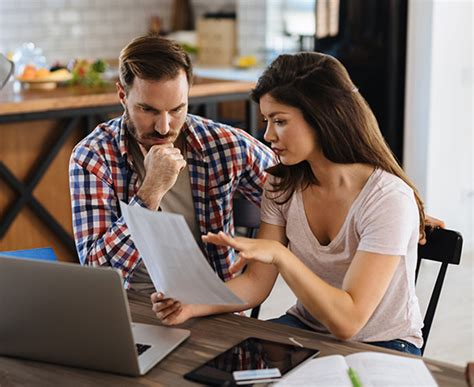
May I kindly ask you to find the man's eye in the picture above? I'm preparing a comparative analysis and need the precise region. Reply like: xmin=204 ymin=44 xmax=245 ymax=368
xmin=140 ymin=106 xmax=152 ymax=112
xmin=173 ymin=107 xmax=183 ymax=113
xmin=262 ymin=118 xmax=268 ymax=123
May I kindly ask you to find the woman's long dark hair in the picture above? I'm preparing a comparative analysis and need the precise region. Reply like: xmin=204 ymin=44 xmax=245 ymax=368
xmin=252 ymin=52 xmax=426 ymax=238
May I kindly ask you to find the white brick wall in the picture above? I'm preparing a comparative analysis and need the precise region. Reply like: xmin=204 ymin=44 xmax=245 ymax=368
xmin=0 ymin=0 xmax=195 ymax=63
xmin=236 ymin=0 xmax=266 ymax=61
xmin=236 ymin=0 xmax=301 ymax=65
xmin=0 ymin=0 xmax=274 ymax=66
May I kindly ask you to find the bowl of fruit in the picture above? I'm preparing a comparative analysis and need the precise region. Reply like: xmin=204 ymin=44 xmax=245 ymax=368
xmin=69 ymin=58 xmax=108 ymax=87
xmin=17 ymin=65 xmax=72 ymax=89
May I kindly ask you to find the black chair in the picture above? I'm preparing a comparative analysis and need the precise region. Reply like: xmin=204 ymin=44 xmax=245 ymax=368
xmin=233 ymin=195 xmax=261 ymax=239
xmin=233 ymin=195 xmax=261 ymax=318
xmin=416 ymin=226 xmax=463 ymax=355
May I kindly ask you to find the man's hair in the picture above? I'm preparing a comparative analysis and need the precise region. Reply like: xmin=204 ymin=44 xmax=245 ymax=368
xmin=252 ymin=52 xmax=426 ymax=238
xmin=118 ymin=35 xmax=193 ymax=93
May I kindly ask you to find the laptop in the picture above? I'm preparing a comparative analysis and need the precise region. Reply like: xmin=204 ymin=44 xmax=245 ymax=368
xmin=0 ymin=256 xmax=190 ymax=376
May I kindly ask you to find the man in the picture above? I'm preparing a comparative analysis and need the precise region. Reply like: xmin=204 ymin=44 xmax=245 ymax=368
xmin=69 ymin=35 xmax=276 ymax=291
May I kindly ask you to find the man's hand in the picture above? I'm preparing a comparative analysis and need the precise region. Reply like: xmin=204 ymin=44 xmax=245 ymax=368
xmin=137 ymin=144 xmax=186 ymax=210
xmin=151 ymin=292 xmax=194 ymax=325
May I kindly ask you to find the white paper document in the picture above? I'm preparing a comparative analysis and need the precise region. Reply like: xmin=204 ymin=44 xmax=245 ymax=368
xmin=120 ymin=201 xmax=244 ymax=305
xmin=276 ymin=352 xmax=438 ymax=386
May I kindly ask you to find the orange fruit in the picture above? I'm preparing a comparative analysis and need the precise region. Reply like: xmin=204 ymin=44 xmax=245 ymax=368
xmin=21 ymin=64 xmax=37 ymax=80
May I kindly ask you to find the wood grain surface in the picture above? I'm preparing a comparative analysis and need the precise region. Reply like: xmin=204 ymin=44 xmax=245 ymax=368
xmin=0 ymin=291 xmax=465 ymax=386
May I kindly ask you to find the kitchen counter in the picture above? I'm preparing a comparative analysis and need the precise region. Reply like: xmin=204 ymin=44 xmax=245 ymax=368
xmin=0 ymin=79 xmax=258 ymax=262
xmin=0 ymin=80 xmax=256 ymax=115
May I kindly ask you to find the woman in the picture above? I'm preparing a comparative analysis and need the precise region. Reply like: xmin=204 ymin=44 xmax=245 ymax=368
xmin=151 ymin=52 xmax=430 ymax=355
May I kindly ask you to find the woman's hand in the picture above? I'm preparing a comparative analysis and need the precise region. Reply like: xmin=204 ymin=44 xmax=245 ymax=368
xmin=202 ymin=231 xmax=285 ymax=270
xmin=420 ymin=215 xmax=446 ymax=245
xmin=425 ymin=215 xmax=445 ymax=229
xmin=150 ymin=292 xmax=194 ymax=325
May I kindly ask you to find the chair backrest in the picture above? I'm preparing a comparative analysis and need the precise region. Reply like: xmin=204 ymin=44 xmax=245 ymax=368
xmin=416 ymin=227 xmax=463 ymax=355
xmin=233 ymin=195 xmax=261 ymax=238
xmin=233 ymin=195 xmax=261 ymax=318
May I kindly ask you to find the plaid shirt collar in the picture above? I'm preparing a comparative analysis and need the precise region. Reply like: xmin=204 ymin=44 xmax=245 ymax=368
xmin=117 ymin=114 xmax=207 ymax=170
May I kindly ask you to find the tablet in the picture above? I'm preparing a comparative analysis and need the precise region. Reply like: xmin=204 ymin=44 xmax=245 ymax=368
xmin=184 ymin=337 xmax=319 ymax=385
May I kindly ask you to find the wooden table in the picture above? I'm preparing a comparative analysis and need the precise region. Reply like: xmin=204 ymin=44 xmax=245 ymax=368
xmin=0 ymin=80 xmax=257 ymax=261
xmin=0 ymin=292 xmax=465 ymax=386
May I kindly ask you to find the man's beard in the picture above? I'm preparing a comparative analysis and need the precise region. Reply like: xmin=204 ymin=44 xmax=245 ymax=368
xmin=123 ymin=108 xmax=139 ymax=141
xmin=123 ymin=107 xmax=179 ymax=150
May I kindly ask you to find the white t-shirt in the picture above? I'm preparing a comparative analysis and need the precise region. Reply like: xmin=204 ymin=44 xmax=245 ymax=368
xmin=261 ymin=168 xmax=423 ymax=347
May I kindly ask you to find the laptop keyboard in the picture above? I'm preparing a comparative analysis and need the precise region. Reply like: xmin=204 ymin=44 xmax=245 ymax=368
xmin=136 ymin=343 xmax=152 ymax=356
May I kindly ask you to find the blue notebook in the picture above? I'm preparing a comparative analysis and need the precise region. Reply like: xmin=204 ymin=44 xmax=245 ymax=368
xmin=0 ymin=247 xmax=57 ymax=261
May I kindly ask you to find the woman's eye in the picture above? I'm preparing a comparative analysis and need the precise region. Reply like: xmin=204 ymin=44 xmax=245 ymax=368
xmin=262 ymin=118 xmax=285 ymax=125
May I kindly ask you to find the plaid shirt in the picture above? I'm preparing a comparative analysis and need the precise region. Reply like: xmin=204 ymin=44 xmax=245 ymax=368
xmin=70 ymin=114 xmax=276 ymax=287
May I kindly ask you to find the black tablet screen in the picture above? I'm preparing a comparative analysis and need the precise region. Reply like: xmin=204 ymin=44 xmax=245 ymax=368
xmin=184 ymin=337 xmax=319 ymax=385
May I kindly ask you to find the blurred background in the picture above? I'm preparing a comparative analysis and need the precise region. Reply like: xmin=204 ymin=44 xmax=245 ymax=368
xmin=0 ymin=0 xmax=472 ymax=368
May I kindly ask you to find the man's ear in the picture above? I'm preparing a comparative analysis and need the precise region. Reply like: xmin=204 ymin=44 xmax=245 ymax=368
xmin=116 ymin=82 xmax=126 ymax=108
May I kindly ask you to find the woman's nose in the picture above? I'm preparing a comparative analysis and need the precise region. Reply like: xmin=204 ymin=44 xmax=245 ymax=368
xmin=263 ymin=123 xmax=275 ymax=143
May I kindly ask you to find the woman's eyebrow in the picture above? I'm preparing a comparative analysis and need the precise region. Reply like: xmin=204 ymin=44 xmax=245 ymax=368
xmin=268 ymin=111 xmax=289 ymax=118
